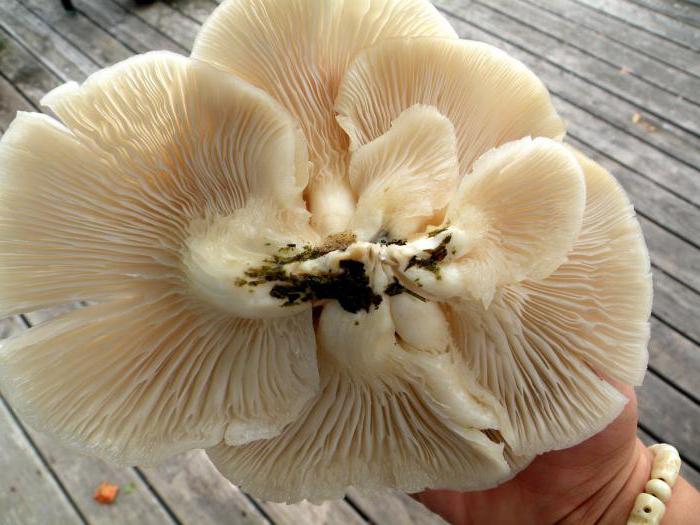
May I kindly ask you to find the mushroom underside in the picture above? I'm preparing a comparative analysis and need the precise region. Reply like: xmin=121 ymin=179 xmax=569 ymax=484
xmin=0 ymin=0 xmax=652 ymax=505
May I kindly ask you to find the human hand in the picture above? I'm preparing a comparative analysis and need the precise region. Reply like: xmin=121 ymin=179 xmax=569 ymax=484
xmin=414 ymin=381 xmax=700 ymax=524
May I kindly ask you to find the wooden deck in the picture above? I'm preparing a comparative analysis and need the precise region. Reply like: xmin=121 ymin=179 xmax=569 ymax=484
xmin=0 ymin=0 xmax=698 ymax=523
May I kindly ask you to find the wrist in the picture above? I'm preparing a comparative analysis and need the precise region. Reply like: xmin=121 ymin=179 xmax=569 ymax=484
xmin=663 ymin=477 xmax=700 ymax=524
xmin=564 ymin=439 xmax=700 ymax=525
xmin=597 ymin=439 xmax=653 ymax=524
xmin=560 ymin=438 xmax=653 ymax=524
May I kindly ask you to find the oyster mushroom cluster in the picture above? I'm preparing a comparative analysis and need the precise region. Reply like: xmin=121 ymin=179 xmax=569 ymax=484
xmin=0 ymin=0 xmax=651 ymax=503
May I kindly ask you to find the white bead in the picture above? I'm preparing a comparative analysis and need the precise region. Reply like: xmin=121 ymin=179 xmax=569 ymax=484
xmin=645 ymin=478 xmax=672 ymax=503
xmin=650 ymin=444 xmax=682 ymax=487
xmin=626 ymin=493 xmax=665 ymax=525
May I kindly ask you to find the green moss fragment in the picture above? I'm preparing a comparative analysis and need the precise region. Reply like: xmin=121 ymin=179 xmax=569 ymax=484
xmin=267 ymin=233 xmax=357 ymax=266
xmin=405 ymin=234 xmax=452 ymax=279
xmin=244 ymin=265 xmax=287 ymax=283
xmin=233 ymin=231 xmax=461 ymax=313
xmin=427 ymin=226 xmax=448 ymax=238
xmin=238 ymin=233 xmax=379 ymax=314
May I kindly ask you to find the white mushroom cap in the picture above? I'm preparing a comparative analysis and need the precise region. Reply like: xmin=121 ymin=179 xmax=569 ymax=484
xmin=388 ymin=136 xmax=586 ymax=306
xmin=349 ymin=105 xmax=460 ymax=241
xmin=208 ymin=303 xmax=513 ymax=502
xmin=192 ymin=0 xmax=458 ymax=235
xmin=0 ymin=52 xmax=320 ymax=463
xmin=0 ymin=0 xmax=652 ymax=505
xmin=446 ymin=148 xmax=651 ymax=456
xmin=197 ymin=26 xmax=648 ymax=494
xmin=336 ymin=38 xmax=566 ymax=176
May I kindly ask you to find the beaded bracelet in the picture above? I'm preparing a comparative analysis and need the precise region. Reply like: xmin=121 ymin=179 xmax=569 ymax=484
xmin=627 ymin=444 xmax=682 ymax=525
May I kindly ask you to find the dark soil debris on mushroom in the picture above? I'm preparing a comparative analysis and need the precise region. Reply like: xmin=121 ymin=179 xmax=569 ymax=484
xmin=405 ymin=234 xmax=452 ymax=279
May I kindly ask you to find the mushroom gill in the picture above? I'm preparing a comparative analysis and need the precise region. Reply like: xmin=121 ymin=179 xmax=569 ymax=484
xmin=0 ymin=0 xmax=651 ymax=504
xmin=0 ymin=53 xmax=320 ymax=462
xmin=447 ymin=148 xmax=651 ymax=456
xmin=192 ymin=0 xmax=458 ymax=235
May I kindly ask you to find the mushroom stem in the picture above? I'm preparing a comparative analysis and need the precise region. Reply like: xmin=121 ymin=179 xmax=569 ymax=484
xmin=308 ymin=176 xmax=355 ymax=236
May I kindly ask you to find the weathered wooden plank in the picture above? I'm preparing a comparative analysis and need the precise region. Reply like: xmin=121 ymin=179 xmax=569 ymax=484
xmin=568 ymin=137 xmax=700 ymax=249
xmin=628 ymin=0 xmax=700 ymax=27
xmin=166 ymin=0 xmax=217 ymax=25
xmin=560 ymin=97 xmax=700 ymax=207
xmin=259 ymin=498 xmax=366 ymax=525
xmin=0 ymin=74 xmax=32 ymax=130
xmin=637 ymin=372 xmax=700 ymax=469
xmin=440 ymin=11 xmax=700 ymax=203
xmin=0 ymin=0 xmax=97 ymax=82
xmin=637 ymin=215 xmax=700 ymax=294
xmin=525 ymin=0 xmax=700 ymax=76
xmin=12 ymin=0 xmax=182 ymax=112
xmin=0 ymin=316 xmax=24 ymax=354
xmin=0 ymin=399 xmax=84 ymax=525
xmin=637 ymin=427 xmax=700 ymax=489
xmin=651 ymin=268 xmax=700 ymax=343
xmin=141 ymin=450 xmax=268 ymax=525
xmin=145 ymin=448 xmax=361 ymax=525
xmin=0 ymin=2 xmax=182 ymax=132
xmin=648 ymin=317 xmax=700 ymax=402
xmin=435 ymin=0 xmax=700 ymax=137
xmin=138 ymin=447 xmax=369 ymax=525
xmin=108 ymin=0 xmax=199 ymax=51
xmin=628 ymin=0 xmax=700 ymax=28
xmin=347 ymin=488 xmax=446 ymax=525
xmin=495 ymin=0 xmax=700 ymax=104
xmin=70 ymin=0 xmax=183 ymax=55
xmin=0 ymin=26 xmax=60 ymax=107
xmin=575 ymin=0 xmax=700 ymax=50
xmin=0 ymin=317 xmax=84 ymax=525
xmin=28 ymin=433 xmax=177 ymax=525
xmin=18 ymin=0 xmax=132 ymax=67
